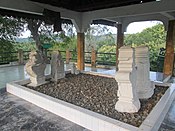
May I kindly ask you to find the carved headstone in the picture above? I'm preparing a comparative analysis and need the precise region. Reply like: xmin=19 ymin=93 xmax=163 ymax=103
xmin=71 ymin=63 xmax=79 ymax=75
xmin=25 ymin=51 xmax=46 ymax=87
xmin=51 ymin=51 xmax=65 ymax=81
xmin=135 ymin=46 xmax=154 ymax=98
xmin=115 ymin=46 xmax=140 ymax=113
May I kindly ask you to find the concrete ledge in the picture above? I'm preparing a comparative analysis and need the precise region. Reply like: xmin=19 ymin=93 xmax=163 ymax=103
xmin=139 ymin=83 xmax=175 ymax=131
xmin=6 ymin=78 xmax=175 ymax=131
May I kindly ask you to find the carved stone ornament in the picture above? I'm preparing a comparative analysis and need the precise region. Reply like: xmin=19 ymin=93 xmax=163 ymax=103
xmin=25 ymin=50 xmax=46 ymax=87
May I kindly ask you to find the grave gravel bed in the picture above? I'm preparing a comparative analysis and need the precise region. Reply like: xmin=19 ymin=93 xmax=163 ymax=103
xmin=26 ymin=73 xmax=168 ymax=127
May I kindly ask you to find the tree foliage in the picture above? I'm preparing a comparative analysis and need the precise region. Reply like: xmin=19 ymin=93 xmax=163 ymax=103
xmin=124 ymin=23 xmax=166 ymax=71
xmin=85 ymin=25 xmax=115 ymax=51
xmin=0 ymin=16 xmax=25 ymax=52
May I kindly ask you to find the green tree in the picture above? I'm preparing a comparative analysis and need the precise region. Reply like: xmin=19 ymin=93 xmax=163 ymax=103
xmin=0 ymin=16 xmax=25 ymax=64
xmin=0 ymin=16 xmax=24 ymax=50
xmin=85 ymin=24 xmax=114 ymax=51
xmin=124 ymin=23 xmax=166 ymax=71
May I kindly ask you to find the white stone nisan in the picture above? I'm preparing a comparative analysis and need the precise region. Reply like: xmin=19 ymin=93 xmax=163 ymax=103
xmin=71 ymin=63 xmax=80 ymax=75
xmin=115 ymin=46 xmax=140 ymax=113
xmin=51 ymin=51 xmax=65 ymax=81
xmin=135 ymin=46 xmax=154 ymax=99
xmin=25 ymin=51 xmax=46 ymax=87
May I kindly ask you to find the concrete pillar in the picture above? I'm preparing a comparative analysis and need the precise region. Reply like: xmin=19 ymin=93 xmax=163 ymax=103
xmin=116 ymin=24 xmax=124 ymax=70
xmin=91 ymin=48 xmax=96 ymax=68
xmin=18 ymin=49 xmax=24 ymax=65
xmin=163 ymin=20 xmax=175 ymax=76
xmin=115 ymin=46 xmax=140 ymax=113
xmin=77 ymin=32 xmax=85 ymax=70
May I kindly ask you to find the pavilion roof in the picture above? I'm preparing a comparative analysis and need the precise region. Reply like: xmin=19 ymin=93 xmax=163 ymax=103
xmin=29 ymin=0 xmax=156 ymax=12
xmin=0 ymin=8 xmax=116 ymax=27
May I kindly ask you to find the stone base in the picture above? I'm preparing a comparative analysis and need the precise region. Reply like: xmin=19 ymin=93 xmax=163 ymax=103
xmin=137 ymin=88 xmax=154 ymax=99
xmin=115 ymin=100 xmax=140 ymax=113
xmin=52 ymin=73 xmax=65 ymax=81
xmin=137 ymin=81 xmax=155 ymax=99
xmin=28 ymin=76 xmax=46 ymax=87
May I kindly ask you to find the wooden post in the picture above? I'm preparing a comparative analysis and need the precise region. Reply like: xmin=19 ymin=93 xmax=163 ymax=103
xmin=163 ymin=20 xmax=175 ymax=76
xmin=77 ymin=32 xmax=85 ymax=70
xmin=66 ymin=49 xmax=71 ymax=64
xmin=116 ymin=24 xmax=124 ymax=70
xmin=91 ymin=47 xmax=96 ymax=68
xmin=18 ymin=49 xmax=24 ymax=65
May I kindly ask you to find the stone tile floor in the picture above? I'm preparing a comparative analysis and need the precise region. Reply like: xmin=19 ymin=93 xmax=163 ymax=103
xmin=0 ymin=65 xmax=175 ymax=130
xmin=159 ymin=98 xmax=175 ymax=131
xmin=0 ymin=92 xmax=87 ymax=131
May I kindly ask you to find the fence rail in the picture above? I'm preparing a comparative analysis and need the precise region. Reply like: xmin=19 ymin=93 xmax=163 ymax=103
xmin=0 ymin=50 xmax=117 ymax=67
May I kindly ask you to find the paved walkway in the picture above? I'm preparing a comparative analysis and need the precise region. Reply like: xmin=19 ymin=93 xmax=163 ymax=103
xmin=159 ymin=96 xmax=175 ymax=131
xmin=0 ymin=92 xmax=87 ymax=131
xmin=0 ymin=65 xmax=175 ymax=130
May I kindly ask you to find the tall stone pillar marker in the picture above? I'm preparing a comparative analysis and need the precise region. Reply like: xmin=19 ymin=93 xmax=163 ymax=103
xmin=51 ymin=51 xmax=65 ymax=81
xmin=77 ymin=32 xmax=85 ymax=70
xmin=163 ymin=20 xmax=175 ymax=76
xmin=115 ymin=46 xmax=140 ymax=113
xmin=135 ymin=46 xmax=154 ymax=99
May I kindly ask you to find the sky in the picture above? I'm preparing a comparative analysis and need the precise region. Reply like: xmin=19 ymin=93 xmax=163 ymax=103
xmin=126 ymin=21 xmax=160 ymax=34
xmin=20 ymin=21 xmax=161 ymax=38
xmin=109 ymin=21 xmax=161 ymax=34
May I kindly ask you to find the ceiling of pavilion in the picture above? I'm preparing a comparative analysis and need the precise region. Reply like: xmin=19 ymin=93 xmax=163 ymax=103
xmin=29 ymin=0 xmax=156 ymax=12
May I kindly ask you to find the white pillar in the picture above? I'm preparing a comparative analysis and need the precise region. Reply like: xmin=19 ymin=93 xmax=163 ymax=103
xmin=135 ymin=46 xmax=154 ymax=99
xmin=115 ymin=46 xmax=140 ymax=113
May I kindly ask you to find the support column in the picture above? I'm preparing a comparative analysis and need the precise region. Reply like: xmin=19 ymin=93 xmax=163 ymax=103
xmin=77 ymin=32 xmax=85 ymax=70
xmin=163 ymin=20 xmax=175 ymax=76
xmin=116 ymin=24 xmax=124 ymax=70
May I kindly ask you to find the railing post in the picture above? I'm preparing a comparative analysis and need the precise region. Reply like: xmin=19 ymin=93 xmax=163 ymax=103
xmin=91 ymin=48 xmax=96 ymax=68
xmin=18 ymin=49 xmax=24 ymax=65
xmin=66 ymin=49 xmax=71 ymax=64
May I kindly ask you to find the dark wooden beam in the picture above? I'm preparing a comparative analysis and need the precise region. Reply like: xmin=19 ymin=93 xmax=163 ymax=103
xmin=0 ymin=8 xmax=72 ymax=24
xmin=30 ymin=0 xmax=155 ymax=12
xmin=92 ymin=19 xmax=116 ymax=27
xmin=73 ymin=0 xmax=155 ymax=12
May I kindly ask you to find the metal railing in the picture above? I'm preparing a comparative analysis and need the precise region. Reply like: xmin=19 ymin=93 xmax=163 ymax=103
xmin=96 ymin=52 xmax=116 ymax=66
xmin=0 ymin=50 xmax=116 ymax=66
xmin=0 ymin=51 xmax=18 ymax=64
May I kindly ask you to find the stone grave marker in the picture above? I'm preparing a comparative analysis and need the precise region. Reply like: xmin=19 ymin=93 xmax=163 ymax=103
xmin=25 ymin=50 xmax=46 ymax=87
xmin=51 ymin=51 xmax=65 ymax=81
xmin=115 ymin=46 xmax=140 ymax=113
